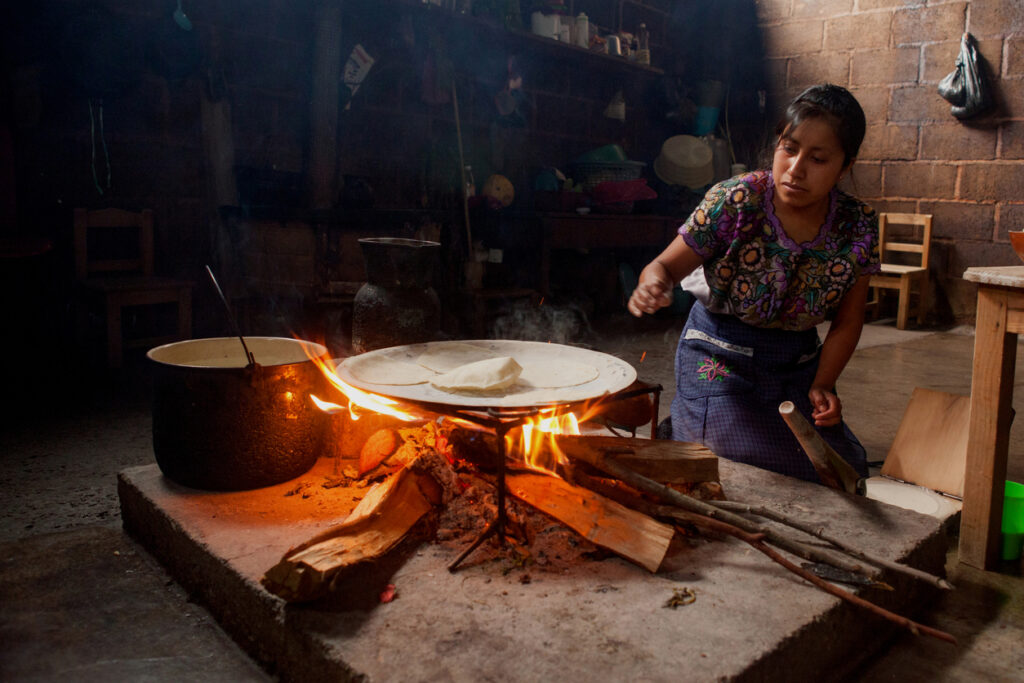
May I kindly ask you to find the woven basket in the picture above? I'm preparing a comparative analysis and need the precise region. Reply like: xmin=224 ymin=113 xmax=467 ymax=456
xmin=569 ymin=161 xmax=646 ymax=192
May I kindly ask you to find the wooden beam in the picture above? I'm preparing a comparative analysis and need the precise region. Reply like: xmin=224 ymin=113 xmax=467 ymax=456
xmin=307 ymin=0 xmax=343 ymax=208
xmin=960 ymin=286 xmax=1017 ymax=568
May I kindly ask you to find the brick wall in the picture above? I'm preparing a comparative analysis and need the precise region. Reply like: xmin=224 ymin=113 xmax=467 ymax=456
xmin=757 ymin=0 xmax=1024 ymax=323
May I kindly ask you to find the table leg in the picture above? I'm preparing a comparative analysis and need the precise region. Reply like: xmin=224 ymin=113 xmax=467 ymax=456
xmin=960 ymin=286 xmax=1015 ymax=569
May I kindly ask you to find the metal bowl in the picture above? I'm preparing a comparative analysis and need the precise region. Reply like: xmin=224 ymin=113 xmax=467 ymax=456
xmin=1009 ymin=231 xmax=1024 ymax=263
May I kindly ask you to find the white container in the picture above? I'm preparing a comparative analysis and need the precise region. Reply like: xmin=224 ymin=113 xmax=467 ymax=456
xmin=574 ymin=13 xmax=589 ymax=48
xmin=607 ymin=35 xmax=621 ymax=56
xmin=531 ymin=11 xmax=560 ymax=40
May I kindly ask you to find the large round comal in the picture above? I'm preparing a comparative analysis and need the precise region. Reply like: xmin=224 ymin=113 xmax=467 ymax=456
xmin=147 ymin=337 xmax=330 ymax=491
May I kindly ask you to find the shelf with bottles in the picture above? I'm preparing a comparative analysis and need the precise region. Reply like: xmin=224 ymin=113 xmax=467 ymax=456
xmin=386 ymin=0 xmax=665 ymax=76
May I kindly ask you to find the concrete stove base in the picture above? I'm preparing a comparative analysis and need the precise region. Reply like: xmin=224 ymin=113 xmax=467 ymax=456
xmin=118 ymin=458 xmax=950 ymax=682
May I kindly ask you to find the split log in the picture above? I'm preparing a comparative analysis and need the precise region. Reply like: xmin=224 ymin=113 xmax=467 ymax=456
xmin=506 ymin=471 xmax=675 ymax=572
xmin=778 ymin=401 xmax=862 ymax=494
xmin=547 ymin=435 xmax=719 ymax=485
xmin=262 ymin=465 xmax=441 ymax=603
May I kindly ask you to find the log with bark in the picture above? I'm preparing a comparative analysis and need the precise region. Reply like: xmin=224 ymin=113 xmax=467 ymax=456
xmin=552 ymin=435 xmax=719 ymax=485
xmin=262 ymin=452 xmax=449 ymax=603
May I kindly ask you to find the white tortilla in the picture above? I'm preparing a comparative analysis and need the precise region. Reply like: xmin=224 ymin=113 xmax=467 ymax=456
xmin=518 ymin=360 xmax=600 ymax=388
xmin=416 ymin=342 xmax=498 ymax=373
xmin=430 ymin=356 xmax=522 ymax=393
xmin=346 ymin=355 xmax=436 ymax=385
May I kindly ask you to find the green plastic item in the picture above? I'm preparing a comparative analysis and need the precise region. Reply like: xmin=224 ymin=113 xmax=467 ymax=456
xmin=1002 ymin=480 xmax=1024 ymax=561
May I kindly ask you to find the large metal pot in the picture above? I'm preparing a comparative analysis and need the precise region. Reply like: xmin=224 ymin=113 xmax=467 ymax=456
xmin=147 ymin=337 xmax=330 ymax=491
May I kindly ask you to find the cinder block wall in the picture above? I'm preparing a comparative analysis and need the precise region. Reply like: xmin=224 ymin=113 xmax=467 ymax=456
xmin=756 ymin=0 xmax=1024 ymax=324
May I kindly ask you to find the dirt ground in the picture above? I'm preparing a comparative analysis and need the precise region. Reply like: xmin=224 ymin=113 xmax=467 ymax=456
xmin=1 ymin=311 xmax=1022 ymax=681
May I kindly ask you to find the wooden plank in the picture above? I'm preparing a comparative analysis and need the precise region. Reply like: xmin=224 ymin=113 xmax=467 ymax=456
xmin=881 ymin=388 xmax=970 ymax=497
xmin=1006 ymin=308 xmax=1024 ymax=335
xmin=550 ymin=435 xmax=719 ymax=484
xmin=960 ymin=286 xmax=1018 ymax=569
xmin=507 ymin=471 xmax=674 ymax=572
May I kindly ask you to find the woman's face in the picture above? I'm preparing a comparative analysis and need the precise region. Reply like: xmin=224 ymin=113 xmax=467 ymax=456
xmin=772 ymin=117 xmax=850 ymax=213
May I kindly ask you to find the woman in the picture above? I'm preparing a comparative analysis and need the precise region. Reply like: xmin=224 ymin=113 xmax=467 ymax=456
xmin=629 ymin=84 xmax=879 ymax=483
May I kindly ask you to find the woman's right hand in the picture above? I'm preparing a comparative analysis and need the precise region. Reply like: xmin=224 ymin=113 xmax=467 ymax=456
xmin=628 ymin=262 xmax=675 ymax=317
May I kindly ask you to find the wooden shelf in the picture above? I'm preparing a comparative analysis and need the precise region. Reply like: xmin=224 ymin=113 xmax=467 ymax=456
xmin=367 ymin=0 xmax=665 ymax=77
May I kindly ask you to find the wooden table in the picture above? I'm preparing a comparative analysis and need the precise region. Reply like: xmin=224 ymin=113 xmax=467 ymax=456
xmin=960 ymin=265 xmax=1024 ymax=568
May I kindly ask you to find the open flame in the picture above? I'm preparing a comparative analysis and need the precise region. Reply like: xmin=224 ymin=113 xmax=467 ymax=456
xmin=512 ymin=411 xmax=580 ymax=475
xmin=303 ymin=343 xmax=618 ymax=476
xmin=306 ymin=353 xmax=426 ymax=422
xmin=508 ymin=398 xmax=609 ymax=475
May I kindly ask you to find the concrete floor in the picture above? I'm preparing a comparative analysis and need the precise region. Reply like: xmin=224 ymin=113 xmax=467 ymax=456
xmin=1 ymin=314 xmax=1022 ymax=681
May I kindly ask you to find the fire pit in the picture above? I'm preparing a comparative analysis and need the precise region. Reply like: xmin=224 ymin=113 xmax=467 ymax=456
xmin=119 ymin=339 xmax=955 ymax=679
xmin=118 ymin=457 xmax=949 ymax=681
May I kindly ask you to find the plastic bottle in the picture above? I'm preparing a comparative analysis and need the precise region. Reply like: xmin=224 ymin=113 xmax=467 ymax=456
xmin=464 ymin=165 xmax=476 ymax=199
xmin=636 ymin=23 xmax=650 ymax=65
xmin=574 ymin=13 xmax=589 ymax=48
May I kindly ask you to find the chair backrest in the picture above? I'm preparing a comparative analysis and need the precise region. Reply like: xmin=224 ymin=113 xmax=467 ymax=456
xmin=877 ymin=212 xmax=933 ymax=269
xmin=74 ymin=208 xmax=155 ymax=280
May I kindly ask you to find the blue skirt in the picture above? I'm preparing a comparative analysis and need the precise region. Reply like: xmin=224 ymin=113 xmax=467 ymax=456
xmin=669 ymin=302 xmax=868 ymax=483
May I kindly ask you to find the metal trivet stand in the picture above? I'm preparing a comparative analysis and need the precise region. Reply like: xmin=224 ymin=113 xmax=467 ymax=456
xmin=411 ymin=381 xmax=662 ymax=573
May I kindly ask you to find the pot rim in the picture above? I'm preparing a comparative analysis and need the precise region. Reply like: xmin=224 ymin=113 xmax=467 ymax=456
xmin=147 ymin=336 xmax=329 ymax=369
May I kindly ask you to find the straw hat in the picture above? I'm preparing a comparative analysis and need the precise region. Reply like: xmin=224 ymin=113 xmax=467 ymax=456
xmin=653 ymin=135 xmax=714 ymax=189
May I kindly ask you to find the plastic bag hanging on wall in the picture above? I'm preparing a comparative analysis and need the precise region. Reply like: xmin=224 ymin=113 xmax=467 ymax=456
xmin=937 ymin=33 xmax=992 ymax=120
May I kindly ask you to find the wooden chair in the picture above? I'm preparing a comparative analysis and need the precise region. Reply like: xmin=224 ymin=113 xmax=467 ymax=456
xmin=865 ymin=213 xmax=933 ymax=330
xmin=74 ymin=208 xmax=193 ymax=367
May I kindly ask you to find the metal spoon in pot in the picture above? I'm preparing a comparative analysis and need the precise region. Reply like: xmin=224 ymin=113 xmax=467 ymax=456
xmin=205 ymin=265 xmax=256 ymax=367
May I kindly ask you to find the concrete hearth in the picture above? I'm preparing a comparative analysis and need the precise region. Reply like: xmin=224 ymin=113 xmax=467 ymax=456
xmin=118 ymin=455 xmax=951 ymax=682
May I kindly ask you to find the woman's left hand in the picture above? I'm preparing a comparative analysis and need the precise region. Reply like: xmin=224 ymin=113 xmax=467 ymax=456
xmin=809 ymin=386 xmax=842 ymax=427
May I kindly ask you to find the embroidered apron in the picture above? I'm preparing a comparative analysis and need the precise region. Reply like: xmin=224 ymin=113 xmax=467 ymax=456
xmin=670 ymin=301 xmax=868 ymax=483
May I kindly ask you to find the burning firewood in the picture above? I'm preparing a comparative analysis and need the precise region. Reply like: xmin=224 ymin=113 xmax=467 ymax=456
xmin=359 ymin=428 xmax=401 ymax=477
xmin=262 ymin=460 xmax=445 ymax=603
xmin=506 ymin=472 xmax=674 ymax=572
xmin=547 ymin=435 xmax=719 ymax=485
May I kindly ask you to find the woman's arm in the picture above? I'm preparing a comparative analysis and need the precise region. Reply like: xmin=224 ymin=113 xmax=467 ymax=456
xmin=627 ymin=235 xmax=705 ymax=317
xmin=809 ymin=274 xmax=872 ymax=426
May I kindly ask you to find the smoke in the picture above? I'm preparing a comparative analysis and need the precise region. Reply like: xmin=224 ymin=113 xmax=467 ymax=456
xmin=489 ymin=299 xmax=594 ymax=345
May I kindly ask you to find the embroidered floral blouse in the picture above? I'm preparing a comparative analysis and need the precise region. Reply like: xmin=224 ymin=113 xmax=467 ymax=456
xmin=679 ymin=170 xmax=880 ymax=331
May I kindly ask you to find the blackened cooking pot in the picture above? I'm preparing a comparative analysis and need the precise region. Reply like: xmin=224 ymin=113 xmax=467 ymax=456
xmin=147 ymin=337 xmax=330 ymax=491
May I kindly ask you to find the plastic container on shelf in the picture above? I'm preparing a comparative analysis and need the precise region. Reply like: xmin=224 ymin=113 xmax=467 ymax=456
xmin=636 ymin=23 xmax=650 ymax=64
xmin=574 ymin=13 xmax=589 ymax=48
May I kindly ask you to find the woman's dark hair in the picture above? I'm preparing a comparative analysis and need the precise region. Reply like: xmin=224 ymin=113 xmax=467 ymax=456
xmin=775 ymin=84 xmax=866 ymax=166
